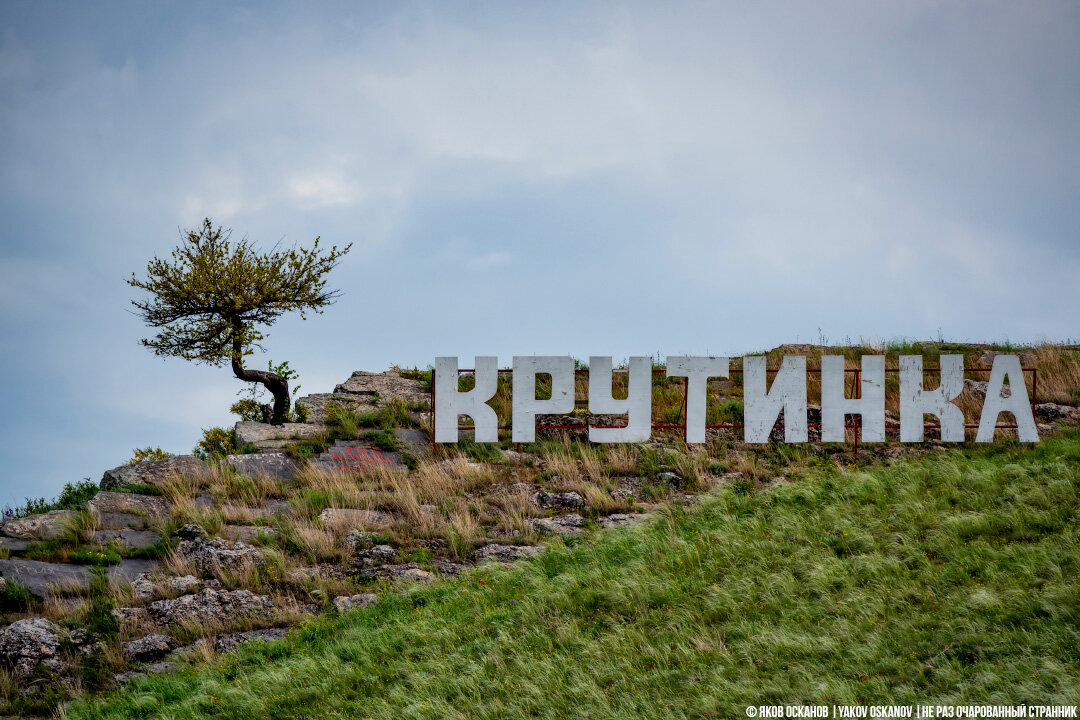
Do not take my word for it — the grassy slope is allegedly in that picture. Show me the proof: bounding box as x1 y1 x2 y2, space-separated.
71 432 1080 719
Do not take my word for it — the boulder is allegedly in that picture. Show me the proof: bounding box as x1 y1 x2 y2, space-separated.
0 537 30 553
226 453 300 481
213 627 287 653
474 544 542 562
1035 403 1080 423
165 575 202 594
531 490 584 511
332 593 378 613
175 537 263 576
147 588 274 627
529 514 585 536
296 370 428 424
92 529 161 549
310 442 406 473
100 455 210 491
0 557 157 598
318 507 394 530
353 544 396 567
0 617 63 679
130 572 157 601
96 511 149 530
174 523 208 540
88 491 170 519
233 422 327 451
123 634 175 662
1 510 76 540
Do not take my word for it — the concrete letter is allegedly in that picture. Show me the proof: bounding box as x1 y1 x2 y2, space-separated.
743 355 807 443
976 355 1038 442
899 355 964 442
512 356 575 443
588 356 652 443
822 355 885 443
434 356 499 443
667 356 729 443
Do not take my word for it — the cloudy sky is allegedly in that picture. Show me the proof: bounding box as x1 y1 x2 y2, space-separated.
1 1 1078 504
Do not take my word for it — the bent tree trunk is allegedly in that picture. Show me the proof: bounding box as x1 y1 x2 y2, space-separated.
232 357 290 424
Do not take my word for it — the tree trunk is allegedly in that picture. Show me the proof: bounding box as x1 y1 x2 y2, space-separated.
230 331 290 424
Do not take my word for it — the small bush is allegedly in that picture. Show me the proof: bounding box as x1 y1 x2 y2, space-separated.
194 427 236 461
129 446 172 463
11 479 99 518
69 547 121 566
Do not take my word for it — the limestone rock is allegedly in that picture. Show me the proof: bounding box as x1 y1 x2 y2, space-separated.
1 510 76 540
0 617 63 679
130 572 157 601
213 628 287 653
100 455 210 491
234 421 328 450
92 529 160 549
340 529 378 554
176 537 263 576
226 453 301 481
221 525 278 544
123 634 175 662
531 490 584 511
1035 403 1080 423
599 513 648 528
297 370 428 424
529 514 585 536
88 491 171 519
353 544 396 567
112 607 149 624
318 507 394 530
332 593 378 613
474 544 542 562
166 575 202 594
174 523 208 540
0 557 157 598
147 588 274 627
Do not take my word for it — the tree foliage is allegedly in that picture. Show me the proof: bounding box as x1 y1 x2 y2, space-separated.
128 219 351 423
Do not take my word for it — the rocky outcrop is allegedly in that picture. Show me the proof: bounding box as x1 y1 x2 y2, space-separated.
0 617 64 679
174 523 208 540
340 529 379 554
0 510 76 540
100 455 210 491
234 422 327 451
296 370 428 424
147 588 274 627
1035 403 1080 423
123 634 175 662
353 544 396 567
332 593 377 612
175 537 264 576
213 628 288 652
529 514 585 536
226 452 301 481
474 544 542 562
531 490 584 511
88 491 171 519
318 507 394 530
599 513 649 528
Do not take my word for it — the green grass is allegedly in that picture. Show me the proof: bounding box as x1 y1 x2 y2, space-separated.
68 431 1080 718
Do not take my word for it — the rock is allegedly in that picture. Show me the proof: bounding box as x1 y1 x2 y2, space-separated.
503 450 540 465
531 490 584 511
599 513 648 528
226 453 301 481
353 562 462 582
340 529 378 554
166 575 202 593
115 670 142 684
234 422 328 451
112 607 149 624
123 634 175 662
296 370 428 424
0 558 158 598
474 544 542 562
221 525 278 543
656 472 685 489
964 378 1011 401
1035 403 1080 423
332 593 378 613
92 529 161 549
175 537 263 576
310 442 406 473
529 515 585 536
145 661 178 674
174 523 208 540
318 507 394 530
88 491 171 520
130 572 157 601
147 588 274 627
1 510 76 540
0 617 63 679
222 500 291 521
100 455 210 491
611 476 645 502
399 567 434 583
0 577 5 593
353 544 396 567
97 511 149 530
213 628 288 653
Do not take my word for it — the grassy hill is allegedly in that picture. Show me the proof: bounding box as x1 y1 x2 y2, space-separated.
67 429 1080 719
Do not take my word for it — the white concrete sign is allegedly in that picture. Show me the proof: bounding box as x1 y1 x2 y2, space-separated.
434 354 1038 444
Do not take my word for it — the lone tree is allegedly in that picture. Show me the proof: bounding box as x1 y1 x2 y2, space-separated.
129 218 352 424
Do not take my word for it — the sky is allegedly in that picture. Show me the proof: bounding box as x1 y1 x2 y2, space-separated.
1 1 1078 505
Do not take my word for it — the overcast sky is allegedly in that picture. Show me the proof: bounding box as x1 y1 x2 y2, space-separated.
1 1 1078 505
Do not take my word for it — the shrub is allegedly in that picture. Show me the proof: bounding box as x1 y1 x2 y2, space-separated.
194 427 237 461
69 547 122 566
10 480 98 518
129 446 172 463
0 580 33 611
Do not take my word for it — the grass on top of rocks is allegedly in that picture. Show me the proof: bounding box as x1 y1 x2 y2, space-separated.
65 427 1080 719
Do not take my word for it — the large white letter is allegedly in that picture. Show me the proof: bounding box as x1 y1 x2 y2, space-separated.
588 356 652 443
899 355 965 442
434 356 499 443
743 355 807 443
976 355 1038 443
512 356 575 443
667 356 729 443
821 355 885 443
